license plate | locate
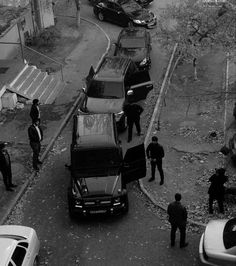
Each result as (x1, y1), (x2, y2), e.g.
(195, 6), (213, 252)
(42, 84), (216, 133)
(90, 210), (106, 214)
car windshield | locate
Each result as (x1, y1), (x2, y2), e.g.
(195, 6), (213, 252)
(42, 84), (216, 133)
(87, 80), (124, 98)
(120, 0), (142, 14)
(223, 218), (236, 249)
(120, 38), (145, 48)
(72, 148), (122, 176)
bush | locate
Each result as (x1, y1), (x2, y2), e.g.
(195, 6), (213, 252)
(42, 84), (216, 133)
(37, 26), (60, 47)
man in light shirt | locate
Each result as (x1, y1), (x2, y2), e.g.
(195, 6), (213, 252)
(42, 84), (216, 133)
(28, 119), (43, 171)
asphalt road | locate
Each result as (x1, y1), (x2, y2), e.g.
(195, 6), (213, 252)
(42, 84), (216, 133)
(7, 0), (203, 265)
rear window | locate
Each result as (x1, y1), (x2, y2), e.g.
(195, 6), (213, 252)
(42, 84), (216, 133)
(87, 80), (124, 98)
(223, 218), (236, 249)
(120, 38), (145, 48)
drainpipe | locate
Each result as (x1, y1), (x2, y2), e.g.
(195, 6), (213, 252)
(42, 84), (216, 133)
(17, 22), (25, 63)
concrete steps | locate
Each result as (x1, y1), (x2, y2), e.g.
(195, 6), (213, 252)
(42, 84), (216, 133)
(7, 63), (65, 104)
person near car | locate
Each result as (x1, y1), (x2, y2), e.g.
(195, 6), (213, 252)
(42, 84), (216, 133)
(167, 193), (188, 248)
(146, 136), (165, 185)
(28, 119), (43, 171)
(208, 168), (228, 214)
(0, 142), (17, 192)
(123, 92), (143, 143)
(30, 99), (40, 124)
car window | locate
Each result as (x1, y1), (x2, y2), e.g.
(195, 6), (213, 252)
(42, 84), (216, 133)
(8, 262), (14, 266)
(121, 0), (142, 14)
(120, 38), (145, 48)
(11, 246), (26, 266)
(87, 80), (124, 98)
(223, 218), (236, 249)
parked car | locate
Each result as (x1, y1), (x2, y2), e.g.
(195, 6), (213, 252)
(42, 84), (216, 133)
(67, 113), (147, 217)
(114, 27), (151, 70)
(81, 56), (153, 131)
(0, 225), (40, 266)
(135, 0), (153, 8)
(199, 218), (236, 266)
(93, 0), (157, 28)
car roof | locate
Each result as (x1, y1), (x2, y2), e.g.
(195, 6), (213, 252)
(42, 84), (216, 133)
(0, 238), (17, 264)
(74, 113), (118, 148)
(120, 27), (147, 38)
(95, 56), (131, 82)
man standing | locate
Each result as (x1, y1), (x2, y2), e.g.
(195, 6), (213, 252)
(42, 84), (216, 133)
(28, 119), (43, 171)
(146, 136), (165, 184)
(123, 93), (143, 143)
(0, 142), (17, 191)
(167, 193), (188, 248)
(30, 99), (40, 123)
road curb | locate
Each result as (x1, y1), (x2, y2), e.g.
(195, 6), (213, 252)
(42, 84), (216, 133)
(0, 18), (110, 225)
(139, 43), (207, 228)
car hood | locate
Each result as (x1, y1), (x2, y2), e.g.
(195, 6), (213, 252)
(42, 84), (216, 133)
(130, 9), (153, 21)
(79, 175), (121, 196)
(204, 219), (227, 253)
(116, 48), (146, 62)
(86, 97), (124, 114)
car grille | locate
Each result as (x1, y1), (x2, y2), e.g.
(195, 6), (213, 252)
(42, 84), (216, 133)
(84, 199), (111, 206)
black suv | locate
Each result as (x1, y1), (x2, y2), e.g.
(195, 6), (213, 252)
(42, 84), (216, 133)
(93, 0), (156, 28)
(82, 56), (153, 131)
(114, 27), (151, 70)
(67, 113), (146, 217)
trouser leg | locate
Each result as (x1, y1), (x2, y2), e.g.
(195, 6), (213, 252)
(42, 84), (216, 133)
(209, 196), (214, 213)
(217, 198), (224, 213)
(30, 142), (40, 169)
(1, 170), (10, 189)
(150, 161), (156, 179)
(157, 160), (164, 183)
(170, 224), (177, 245)
(127, 122), (134, 142)
(134, 118), (141, 134)
(179, 225), (186, 247)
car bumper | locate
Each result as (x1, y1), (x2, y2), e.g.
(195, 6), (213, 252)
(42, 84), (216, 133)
(199, 234), (218, 266)
(68, 194), (127, 217)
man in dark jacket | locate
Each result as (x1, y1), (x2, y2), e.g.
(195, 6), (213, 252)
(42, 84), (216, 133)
(0, 142), (17, 191)
(167, 193), (188, 248)
(124, 93), (143, 143)
(30, 99), (40, 123)
(28, 119), (43, 171)
(208, 168), (228, 214)
(146, 136), (165, 184)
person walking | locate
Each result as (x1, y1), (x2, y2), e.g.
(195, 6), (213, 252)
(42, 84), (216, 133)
(208, 168), (228, 214)
(123, 93), (143, 143)
(0, 142), (17, 192)
(146, 136), (165, 184)
(28, 119), (43, 171)
(30, 99), (40, 123)
(167, 193), (188, 248)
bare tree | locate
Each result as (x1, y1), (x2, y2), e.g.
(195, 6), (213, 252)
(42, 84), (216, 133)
(157, 0), (236, 80)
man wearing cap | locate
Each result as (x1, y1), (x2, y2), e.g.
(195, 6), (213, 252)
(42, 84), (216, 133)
(28, 119), (43, 171)
(0, 142), (17, 191)
(30, 99), (40, 123)
(123, 92), (144, 143)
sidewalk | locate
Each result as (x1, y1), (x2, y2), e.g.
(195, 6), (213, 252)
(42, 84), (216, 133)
(141, 49), (236, 226)
(0, 0), (108, 224)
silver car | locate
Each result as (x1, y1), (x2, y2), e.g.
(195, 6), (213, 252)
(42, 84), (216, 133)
(199, 218), (236, 266)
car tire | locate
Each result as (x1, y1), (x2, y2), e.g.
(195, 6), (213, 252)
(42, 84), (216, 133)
(33, 256), (39, 266)
(98, 12), (105, 21)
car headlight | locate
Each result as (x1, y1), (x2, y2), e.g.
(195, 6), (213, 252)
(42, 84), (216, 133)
(113, 197), (121, 206)
(140, 58), (147, 66)
(133, 19), (146, 25)
(115, 111), (124, 121)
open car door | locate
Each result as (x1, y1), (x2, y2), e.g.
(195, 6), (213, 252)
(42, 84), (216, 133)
(122, 143), (146, 184)
(127, 70), (153, 102)
(85, 66), (95, 87)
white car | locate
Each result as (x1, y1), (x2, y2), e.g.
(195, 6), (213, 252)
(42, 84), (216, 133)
(0, 225), (40, 266)
(199, 218), (236, 266)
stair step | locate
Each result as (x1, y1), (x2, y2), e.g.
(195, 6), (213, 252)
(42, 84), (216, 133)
(11, 65), (36, 91)
(45, 82), (65, 104)
(39, 77), (58, 103)
(23, 72), (47, 97)
(18, 68), (41, 95)
(31, 75), (53, 99)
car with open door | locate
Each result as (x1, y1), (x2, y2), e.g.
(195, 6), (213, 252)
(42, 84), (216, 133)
(81, 56), (153, 131)
(67, 113), (146, 217)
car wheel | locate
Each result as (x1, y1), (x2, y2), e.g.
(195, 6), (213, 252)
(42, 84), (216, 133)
(98, 12), (104, 21)
(33, 256), (39, 266)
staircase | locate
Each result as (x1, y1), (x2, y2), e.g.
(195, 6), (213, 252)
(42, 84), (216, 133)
(6, 63), (65, 104)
